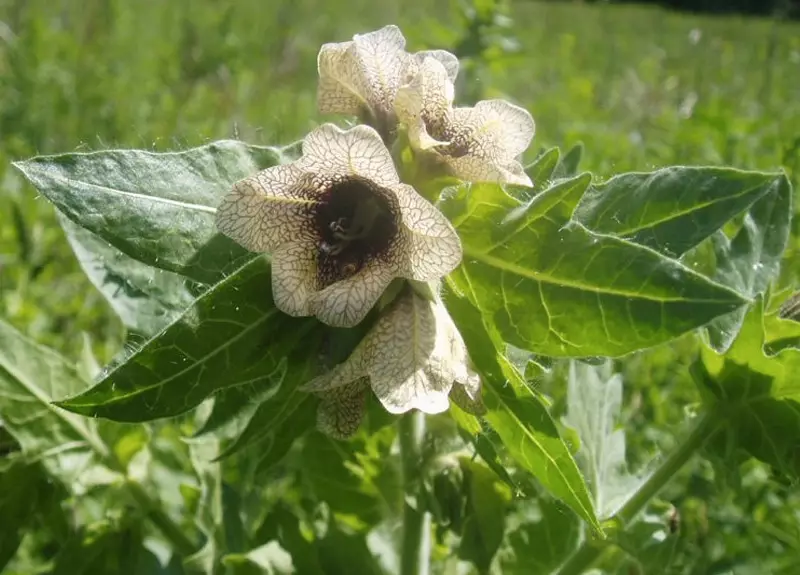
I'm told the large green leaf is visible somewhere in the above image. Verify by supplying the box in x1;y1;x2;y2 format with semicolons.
0;319;114;485
702;180;792;352
440;176;747;358
55;258;321;422
698;299;800;478
573;167;788;257
444;280;601;535
13;141;296;284
60;215;197;337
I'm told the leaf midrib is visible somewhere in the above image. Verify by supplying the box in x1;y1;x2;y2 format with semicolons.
592;177;772;237
64;308;280;408
463;245;746;304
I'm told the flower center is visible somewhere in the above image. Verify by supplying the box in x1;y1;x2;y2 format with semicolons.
423;114;470;158
314;178;398;285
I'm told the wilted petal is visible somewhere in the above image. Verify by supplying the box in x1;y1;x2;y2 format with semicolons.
394;184;462;280
215;165;315;252
271;239;318;318
317;25;409;124
315;377;370;439
297;124;399;187
395;57;453;151
311;260;396;328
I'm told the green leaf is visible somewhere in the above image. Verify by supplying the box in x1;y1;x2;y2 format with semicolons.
300;426;400;528
524;147;560;190
0;319;115;485
221;543;294;575
563;361;641;520
703;179;792;352
553;142;584;179
441;177;747;358
444;281;601;535
573;167;787;257
13;141;293;284
698;300;800;478
458;458;512;572
0;459;54;570
55;257;320;422
223;378;318;470
60;215;197;337
497;497;580;574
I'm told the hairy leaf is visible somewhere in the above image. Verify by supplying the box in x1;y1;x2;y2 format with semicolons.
698;300;800;478
55;258;320;422
60;216;197;337
441;177;747;358
13;141;295;284
574;167;787;257
445;281;601;534
702;178;792;352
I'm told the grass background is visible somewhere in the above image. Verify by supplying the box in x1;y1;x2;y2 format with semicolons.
1;1;799;570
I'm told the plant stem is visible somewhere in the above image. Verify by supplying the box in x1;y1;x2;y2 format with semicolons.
399;411;431;575
555;406;723;575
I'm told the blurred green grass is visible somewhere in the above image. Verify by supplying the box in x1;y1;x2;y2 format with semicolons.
1;0;798;361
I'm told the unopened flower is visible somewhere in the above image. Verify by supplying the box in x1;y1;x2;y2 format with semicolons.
215;123;462;328
317;25;459;139
395;56;535;186
304;287;483;438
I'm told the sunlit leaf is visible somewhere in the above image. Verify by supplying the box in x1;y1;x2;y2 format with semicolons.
60;216;197;337
441;176;747;358
574;168;787;257
445;282;601;534
55;258;320;423
698;299;800;478
702;180;792;352
13;141;296;284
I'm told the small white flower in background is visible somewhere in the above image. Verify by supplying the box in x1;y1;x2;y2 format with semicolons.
304;287;484;438
215;123;462;328
395;55;535;187
317;25;459;139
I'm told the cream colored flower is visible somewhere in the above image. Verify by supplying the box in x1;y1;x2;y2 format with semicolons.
395;56;535;187
303;288;482;429
215;124;462;328
317;25;459;139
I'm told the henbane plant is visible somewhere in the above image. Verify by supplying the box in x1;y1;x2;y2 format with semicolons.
4;22;796;575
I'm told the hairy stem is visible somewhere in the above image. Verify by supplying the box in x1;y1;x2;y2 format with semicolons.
399;411;431;575
555;406;723;575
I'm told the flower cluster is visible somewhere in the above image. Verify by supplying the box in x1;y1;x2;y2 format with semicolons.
216;25;535;437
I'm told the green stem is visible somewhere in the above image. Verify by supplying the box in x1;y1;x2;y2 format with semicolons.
555;406;723;575
399;411;431;575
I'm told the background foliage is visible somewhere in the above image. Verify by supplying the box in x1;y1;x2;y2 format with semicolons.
1;0;799;573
